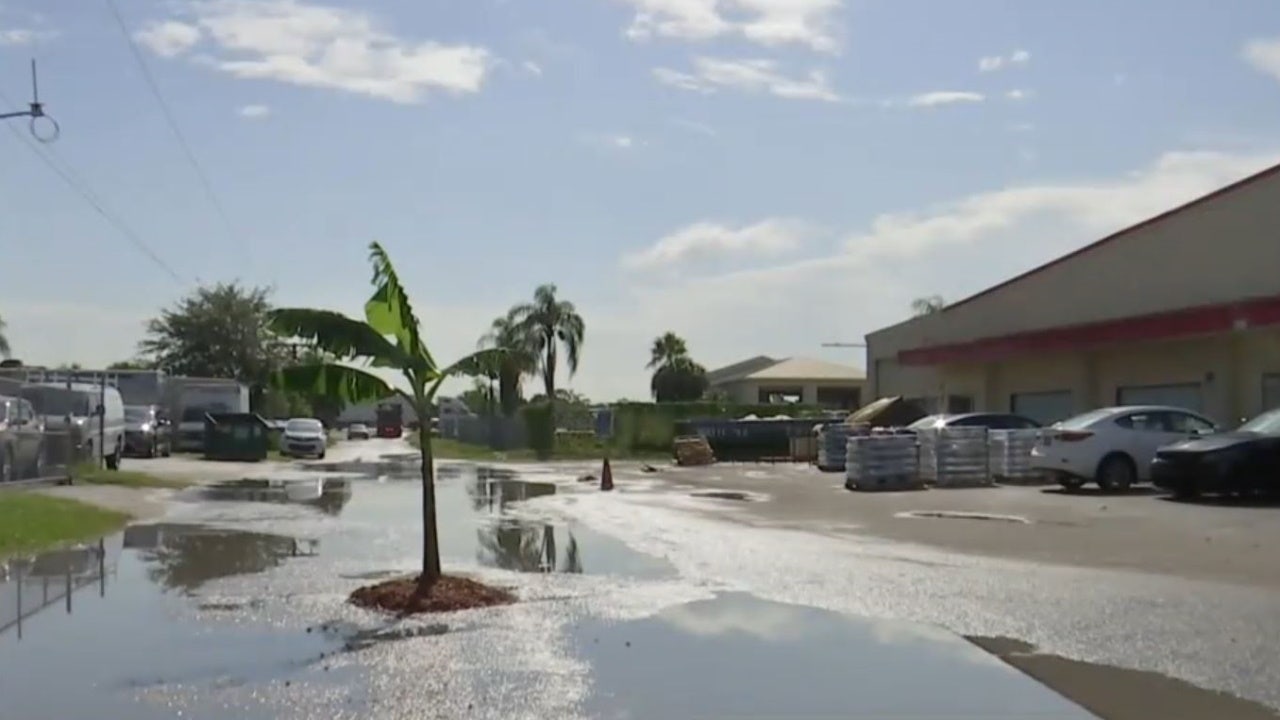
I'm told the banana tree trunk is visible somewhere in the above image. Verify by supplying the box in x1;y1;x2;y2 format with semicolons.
417;416;442;590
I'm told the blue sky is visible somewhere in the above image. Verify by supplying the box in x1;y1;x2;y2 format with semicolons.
2;0;1280;400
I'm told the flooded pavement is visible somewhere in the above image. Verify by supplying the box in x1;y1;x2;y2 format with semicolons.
576;592;1095;719
0;444;1272;718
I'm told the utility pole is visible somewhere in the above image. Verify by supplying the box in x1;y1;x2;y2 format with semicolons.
0;60;59;142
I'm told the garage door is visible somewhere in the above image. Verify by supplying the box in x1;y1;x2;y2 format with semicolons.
1263;374;1280;412
1116;383;1202;413
1010;391;1075;425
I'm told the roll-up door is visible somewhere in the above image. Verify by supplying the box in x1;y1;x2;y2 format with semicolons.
1010;390;1074;425
1116;383;1202;413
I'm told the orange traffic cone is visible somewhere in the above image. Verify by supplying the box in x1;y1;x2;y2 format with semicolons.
600;457;614;491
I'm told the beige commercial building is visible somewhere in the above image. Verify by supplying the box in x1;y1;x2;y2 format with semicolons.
865;162;1280;426
707;356;865;409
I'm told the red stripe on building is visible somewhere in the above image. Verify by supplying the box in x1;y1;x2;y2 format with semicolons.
898;294;1280;366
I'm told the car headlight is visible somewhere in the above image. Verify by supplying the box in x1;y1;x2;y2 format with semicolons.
1208;448;1246;469
139;422;152;433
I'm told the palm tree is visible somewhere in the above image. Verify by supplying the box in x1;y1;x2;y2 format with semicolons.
510;284;585;404
0;313;10;358
478;309;538;417
647;331;689;369
268;242;504;591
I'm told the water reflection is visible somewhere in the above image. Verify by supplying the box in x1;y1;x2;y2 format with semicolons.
575;593;1096;719
199;478;353;516
0;538;115;641
476;521;583;574
124;524;317;594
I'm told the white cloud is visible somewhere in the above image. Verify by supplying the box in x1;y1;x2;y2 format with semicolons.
623;218;813;270
978;49;1030;72
620;0;843;53
134;19;201;57
522;60;543;76
0;27;55;46
611;149;1277;397
134;0;491;104
12;151;1275;403
1243;37;1280;82
238;103;271;118
1005;88;1031;100
669;117;718;137
654;57;839;101
612;135;635;148
905;91;984;107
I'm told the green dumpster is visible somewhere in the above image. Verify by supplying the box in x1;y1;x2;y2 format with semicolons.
203;412;271;462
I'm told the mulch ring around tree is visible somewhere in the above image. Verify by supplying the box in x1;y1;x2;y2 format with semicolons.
349;574;517;616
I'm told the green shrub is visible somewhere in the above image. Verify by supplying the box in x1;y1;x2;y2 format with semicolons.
521;401;555;459
611;401;827;452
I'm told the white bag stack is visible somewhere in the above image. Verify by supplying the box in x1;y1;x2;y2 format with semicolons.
919;427;991;488
845;431;921;491
988;429;1043;483
817;424;857;472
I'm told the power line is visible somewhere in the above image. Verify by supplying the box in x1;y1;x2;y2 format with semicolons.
0;89;187;284
103;0;242;253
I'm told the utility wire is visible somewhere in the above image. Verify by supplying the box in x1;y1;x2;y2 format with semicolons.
0;89;187;284
103;0;242;253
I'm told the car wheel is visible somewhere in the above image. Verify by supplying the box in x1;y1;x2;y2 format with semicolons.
145;439;156;459
106;444;122;471
162;441;172;458
0;447;13;483
1095;454;1135;492
318;450;326;460
29;445;44;479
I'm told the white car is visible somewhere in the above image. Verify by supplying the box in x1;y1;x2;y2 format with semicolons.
281;418;327;459
1030;405;1218;491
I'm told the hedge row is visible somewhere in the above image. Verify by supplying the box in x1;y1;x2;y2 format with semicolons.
611;401;827;452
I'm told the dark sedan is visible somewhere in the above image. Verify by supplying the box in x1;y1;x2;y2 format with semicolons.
1151;408;1280;498
907;412;1041;431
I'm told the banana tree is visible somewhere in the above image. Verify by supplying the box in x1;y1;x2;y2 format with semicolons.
269;242;505;590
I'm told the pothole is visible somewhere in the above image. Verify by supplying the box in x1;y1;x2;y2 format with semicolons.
895;510;1032;524
690;490;758;502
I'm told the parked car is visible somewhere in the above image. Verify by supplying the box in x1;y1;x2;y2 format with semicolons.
281;418;327;459
1030;405;1218;491
124;405;173;458
1150;407;1280;498
22;383;127;470
0;395;44;481
346;422;371;440
908;413;1041;431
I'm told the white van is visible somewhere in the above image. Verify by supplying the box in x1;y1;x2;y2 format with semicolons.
22;382;127;469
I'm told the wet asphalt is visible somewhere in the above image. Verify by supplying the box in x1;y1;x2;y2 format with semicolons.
1;439;1277;719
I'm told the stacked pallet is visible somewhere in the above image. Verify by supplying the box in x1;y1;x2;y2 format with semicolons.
919;427;991;487
673;435;716;466
989;429;1044;484
817;424;858;472
845;431;921;491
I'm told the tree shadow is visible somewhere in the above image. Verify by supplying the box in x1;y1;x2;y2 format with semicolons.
1158;493;1280;509
1039;486;1163;497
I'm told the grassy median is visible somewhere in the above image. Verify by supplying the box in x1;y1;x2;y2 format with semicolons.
72;464;192;489
421;436;671;462
0;493;130;560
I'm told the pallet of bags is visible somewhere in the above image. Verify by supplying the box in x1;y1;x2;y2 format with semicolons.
989;429;1045;484
845;431;922;491
817;423;857;472
919;426;992;488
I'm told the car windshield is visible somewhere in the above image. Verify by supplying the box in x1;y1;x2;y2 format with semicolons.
1053;408;1114;430
125;407;151;422
1238;409;1280;435
20;386;91;417
287;419;322;433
